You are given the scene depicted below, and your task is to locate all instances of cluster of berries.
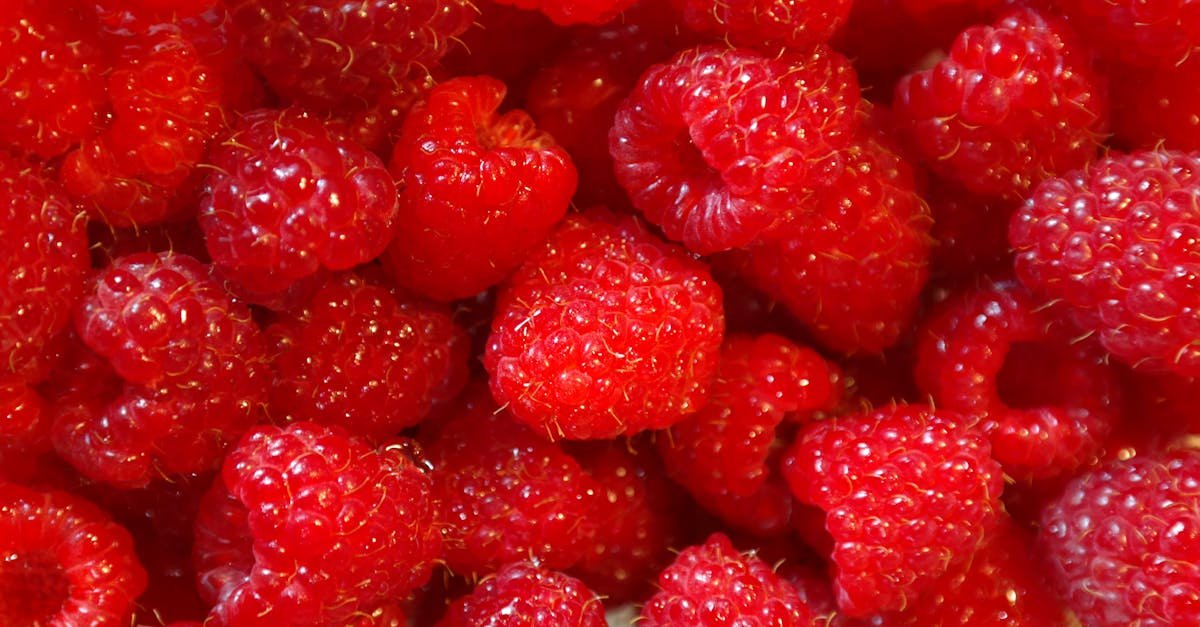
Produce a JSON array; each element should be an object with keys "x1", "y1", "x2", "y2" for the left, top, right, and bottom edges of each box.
[{"x1": 3, "y1": 0, "x2": 1200, "y2": 625}]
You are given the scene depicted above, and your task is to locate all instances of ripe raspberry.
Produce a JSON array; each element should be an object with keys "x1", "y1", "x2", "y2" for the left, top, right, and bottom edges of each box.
[
  {"x1": 441, "y1": 0, "x2": 564, "y2": 94},
  {"x1": 660, "y1": 333, "x2": 840, "y2": 500},
  {"x1": 1010, "y1": 150, "x2": 1200, "y2": 377},
  {"x1": 0, "y1": 2, "x2": 107, "y2": 160},
  {"x1": 490, "y1": 0, "x2": 638, "y2": 25},
  {"x1": 385, "y1": 76, "x2": 577, "y2": 301},
  {"x1": 422, "y1": 385, "x2": 601, "y2": 575},
  {"x1": 729, "y1": 106, "x2": 932, "y2": 354},
  {"x1": 693, "y1": 476, "x2": 800, "y2": 538},
  {"x1": 0, "y1": 378, "x2": 48, "y2": 461},
  {"x1": 198, "y1": 107, "x2": 399, "y2": 298},
  {"x1": 1056, "y1": 0, "x2": 1200, "y2": 67},
  {"x1": 485, "y1": 208, "x2": 725, "y2": 440},
  {"x1": 671, "y1": 0, "x2": 853, "y2": 52},
  {"x1": 267, "y1": 272, "x2": 469, "y2": 440},
  {"x1": 227, "y1": 0, "x2": 475, "y2": 109},
  {"x1": 610, "y1": 45, "x2": 861, "y2": 253},
  {"x1": 1110, "y1": 58, "x2": 1200, "y2": 152},
  {"x1": 1, "y1": 156, "x2": 89, "y2": 382},
  {"x1": 0, "y1": 482, "x2": 147, "y2": 626},
  {"x1": 781, "y1": 404, "x2": 1005, "y2": 616},
  {"x1": 438, "y1": 562, "x2": 607, "y2": 627},
  {"x1": 60, "y1": 252, "x2": 268, "y2": 486},
  {"x1": 893, "y1": 8, "x2": 1108, "y2": 199},
  {"x1": 914, "y1": 280, "x2": 1122, "y2": 479},
  {"x1": 640, "y1": 533, "x2": 814, "y2": 626},
  {"x1": 194, "y1": 423, "x2": 441, "y2": 625},
  {"x1": 1039, "y1": 448, "x2": 1200, "y2": 625}
]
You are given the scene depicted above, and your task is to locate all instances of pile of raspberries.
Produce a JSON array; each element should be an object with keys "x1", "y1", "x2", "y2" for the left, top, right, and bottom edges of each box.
[{"x1": 4, "y1": 0, "x2": 1200, "y2": 624}]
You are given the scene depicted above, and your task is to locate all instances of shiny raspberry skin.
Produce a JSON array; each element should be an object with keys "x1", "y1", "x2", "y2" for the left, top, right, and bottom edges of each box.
[
  {"x1": 62, "y1": 253, "x2": 268, "y2": 486},
  {"x1": 490, "y1": 0, "x2": 638, "y2": 25},
  {"x1": 194, "y1": 422, "x2": 441, "y2": 625},
  {"x1": 671, "y1": 0, "x2": 853, "y2": 51},
  {"x1": 199, "y1": 107, "x2": 399, "y2": 297},
  {"x1": 1010, "y1": 150, "x2": 1200, "y2": 376},
  {"x1": 1, "y1": 157, "x2": 89, "y2": 382},
  {"x1": 1056, "y1": 0, "x2": 1200, "y2": 67},
  {"x1": 0, "y1": 2, "x2": 106, "y2": 160},
  {"x1": 914, "y1": 280, "x2": 1122, "y2": 480},
  {"x1": 781, "y1": 405, "x2": 1005, "y2": 616},
  {"x1": 485, "y1": 209, "x2": 725, "y2": 440},
  {"x1": 1039, "y1": 448, "x2": 1200, "y2": 625},
  {"x1": 267, "y1": 272, "x2": 468, "y2": 440},
  {"x1": 611, "y1": 45, "x2": 861, "y2": 253},
  {"x1": 227, "y1": 0, "x2": 475, "y2": 109},
  {"x1": 640, "y1": 533, "x2": 814, "y2": 626},
  {"x1": 0, "y1": 483, "x2": 147, "y2": 626},
  {"x1": 422, "y1": 386, "x2": 601, "y2": 575},
  {"x1": 438, "y1": 561, "x2": 607, "y2": 627},
  {"x1": 385, "y1": 76, "x2": 576, "y2": 301},
  {"x1": 893, "y1": 8, "x2": 1108, "y2": 200}
]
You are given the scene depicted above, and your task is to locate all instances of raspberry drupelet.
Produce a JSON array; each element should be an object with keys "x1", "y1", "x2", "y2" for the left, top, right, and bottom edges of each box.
[
  {"x1": 437, "y1": 561, "x2": 607, "y2": 627},
  {"x1": 1054, "y1": 0, "x2": 1200, "y2": 67},
  {"x1": 893, "y1": 8, "x2": 1108, "y2": 200},
  {"x1": 609, "y1": 44, "x2": 862, "y2": 254},
  {"x1": 485, "y1": 208, "x2": 725, "y2": 440},
  {"x1": 671, "y1": 0, "x2": 853, "y2": 52},
  {"x1": 385, "y1": 76, "x2": 577, "y2": 302},
  {"x1": 0, "y1": 482, "x2": 147, "y2": 626},
  {"x1": 1010, "y1": 149, "x2": 1200, "y2": 377},
  {"x1": 198, "y1": 107, "x2": 399, "y2": 300},
  {"x1": 194, "y1": 422, "x2": 441, "y2": 625}
]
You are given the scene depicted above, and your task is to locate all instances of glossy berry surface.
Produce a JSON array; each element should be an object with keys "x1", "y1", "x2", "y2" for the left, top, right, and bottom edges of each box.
[
  {"x1": 438, "y1": 561, "x2": 607, "y2": 627},
  {"x1": 671, "y1": 0, "x2": 853, "y2": 51}
]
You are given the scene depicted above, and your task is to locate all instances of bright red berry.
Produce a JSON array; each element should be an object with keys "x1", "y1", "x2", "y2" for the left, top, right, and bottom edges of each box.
[
  {"x1": 194, "y1": 422, "x2": 441, "y2": 625},
  {"x1": 0, "y1": 377, "x2": 49, "y2": 464},
  {"x1": 1010, "y1": 149, "x2": 1200, "y2": 377},
  {"x1": 438, "y1": 561, "x2": 607, "y2": 627},
  {"x1": 485, "y1": 208, "x2": 725, "y2": 440},
  {"x1": 781, "y1": 404, "x2": 1005, "y2": 616},
  {"x1": 671, "y1": 0, "x2": 853, "y2": 51},
  {"x1": 1110, "y1": 58, "x2": 1200, "y2": 152},
  {"x1": 1055, "y1": 0, "x2": 1200, "y2": 67},
  {"x1": 490, "y1": 0, "x2": 638, "y2": 25},
  {"x1": 1039, "y1": 448, "x2": 1200, "y2": 625}
]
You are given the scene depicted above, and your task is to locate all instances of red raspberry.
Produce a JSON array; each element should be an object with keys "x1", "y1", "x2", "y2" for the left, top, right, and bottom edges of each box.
[
  {"x1": 60, "y1": 252, "x2": 268, "y2": 486},
  {"x1": 1110, "y1": 57, "x2": 1200, "y2": 152},
  {"x1": 729, "y1": 106, "x2": 932, "y2": 354},
  {"x1": 610, "y1": 45, "x2": 861, "y2": 253},
  {"x1": 336, "y1": 72, "x2": 436, "y2": 157},
  {"x1": 0, "y1": 482, "x2": 147, "y2": 626},
  {"x1": 490, "y1": 0, "x2": 638, "y2": 25},
  {"x1": 1010, "y1": 150, "x2": 1200, "y2": 377},
  {"x1": 485, "y1": 208, "x2": 725, "y2": 440},
  {"x1": 1, "y1": 156, "x2": 89, "y2": 382},
  {"x1": 194, "y1": 422, "x2": 441, "y2": 625},
  {"x1": 441, "y1": 0, "x2": 564, "y2": 95},
  {"x1": 385, "y1": 76, "x2": 577, "y2": 301},
  {"x1": 893, "y1": 8, "x2": 1108, "y2": 200},
  {"x1": 267, "y1": 272, "x2": 469, "y2": 440},
  {"x1": 198, "y1": 107, "x2": 399, "y2": 298},
  {"x1": 781, "y1": 404, "x2": 1005, "y2": 616},
  {"x1": 694, "y1": 477, "x2": 800, "y2": 538},
  {"x1": 640, "y1": 532, "x2": 815, "y2": 626},
  {"x1": 421, "y1": 385, "x2": 601, "y2": 575},
  {"x1": 1039, "y1": 448, "x2": 1200, "y2": 625},
  {"x1": 227, "y1": 0, "x2": 475, "y2": 109},
  {"x1": 0, "y1": 377, "x2": 49, "y2": 463},
  {"x1": 438, "y1": 561, "x2": 607, "y2": 627},
  {"x1": 0, "y1": 2, "x2": 107, "y2": 160},
  {"x1": 914, "y1": 280, "x2": 1122, "y2": 479},
  {"x1": 671, "y1": 0, "x2": 853, "y2": 52},
  {"x1": 1056, "y1": 0, "x2": 1200, "y2": 67}
]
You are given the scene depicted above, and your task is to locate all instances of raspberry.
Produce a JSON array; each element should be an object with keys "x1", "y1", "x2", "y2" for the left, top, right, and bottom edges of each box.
[
  {"x1": 893, "y1": 8, "x2": 1108, "y2": 200},
  {"x1": 385, "y1": 76, "x2": 577, "y2": 301},
  {"x1": 194, "y1": 422, "x2": 441, "y2": 625},
  {"x1": 781, "y1": 404, "x2": 1005, "y2": 616},
  {"x1": 1056, "y1": 0, "x2": 1200, "y2": 67},
  {"x1": 671, "y1": 0, "x2": 853, "y2": 52},
  {"x1": 0, "y1": 377, "x2": 48, "y2": 462},
  {"x1": 1, "y1": 156, "x2": 89, "y2": 382},
  {"x1": 1110, "y1": 58, "x2": 1200, "y2": 152},
  {"x1": 227, "y1": 0, "x2": 475, "y2": 109},
  {"x1": 421, "y1": 385, "x2": 601, "y2": 575},
  {"x1": 913, "y1": 279, "x2": 1122, "y2": 479},
  {"x1": 0, "y1": 2, "x2": 107, "y2": 160},
  {"x1": 640, "y1": 532, "x2": 815, "y2": 626},
  {"x1": 485, "y1": 208, "x2": 725, "y2": 440},
  {"x1": 438, "y1": 562, "x2": 607, "y2": 627},
  {"x1": 1010, "y1": 150, "x2": 1200, "y2": 377},
  {"x1": 441, "y1": 0, "x2": 564, "y2": 94},
  {"x1": 490, "y1": 0, "x2": 638, "y2": 25},
  {"x1": 1039, "y1": 448, "x2": 1200, "y2": 625},
  {"x1": 198, "y1": 107, "x2": 399, "y2": 298},
  {"x1": 610, "y1": 44, "x2": 861, "y2": 253},
  {"x1": 728, "y1": 106, "x2": 932, "y2": 354},
  {"x1": 59, "y1": 252, "x2": 268, "y2": 486},
  {"x1": 0, "y1": 482, "x2": 147, "y2": 626}
]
